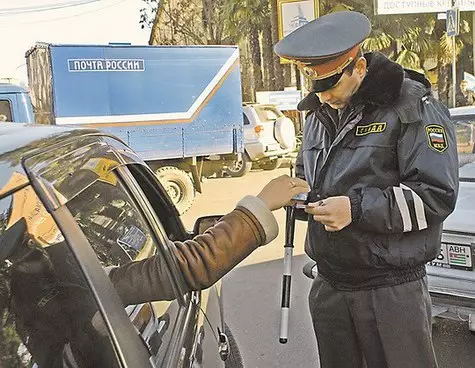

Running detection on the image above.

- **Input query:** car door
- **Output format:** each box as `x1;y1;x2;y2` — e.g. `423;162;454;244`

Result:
13;132;197;367
61;164;192;365
117;160;229;368
51;135;227;367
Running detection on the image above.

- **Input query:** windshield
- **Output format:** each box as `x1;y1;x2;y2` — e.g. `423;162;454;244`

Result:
455;181;475;210
453;117;475;182
254;105;282;122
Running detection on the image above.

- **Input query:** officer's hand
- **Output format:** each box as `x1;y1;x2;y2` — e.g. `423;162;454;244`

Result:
257;175;310;211
305;196;351;231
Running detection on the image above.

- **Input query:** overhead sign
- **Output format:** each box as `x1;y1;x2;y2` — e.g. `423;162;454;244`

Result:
375;0;475;15
277;0;319;64
446;7;460;36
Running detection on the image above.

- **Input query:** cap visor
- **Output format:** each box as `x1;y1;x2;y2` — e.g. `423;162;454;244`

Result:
311;73;344;92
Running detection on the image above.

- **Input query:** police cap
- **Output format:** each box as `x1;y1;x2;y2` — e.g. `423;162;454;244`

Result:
274;11;371;92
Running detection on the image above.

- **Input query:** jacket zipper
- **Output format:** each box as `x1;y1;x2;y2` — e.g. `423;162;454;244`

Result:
312;105;364;199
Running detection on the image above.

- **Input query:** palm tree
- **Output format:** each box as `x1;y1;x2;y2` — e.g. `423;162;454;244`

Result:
320;1;475;106
224;0;270;94
270;0;284;90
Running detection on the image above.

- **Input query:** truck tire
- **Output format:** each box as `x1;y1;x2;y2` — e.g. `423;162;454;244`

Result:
274;116;296;150
225;153;252;178
224;323;244;368
155;166;195;215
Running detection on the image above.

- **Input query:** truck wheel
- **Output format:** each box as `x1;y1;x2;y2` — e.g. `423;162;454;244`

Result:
259;158;283;171
224;324;244;368
225;153;252;178
155;166;195;215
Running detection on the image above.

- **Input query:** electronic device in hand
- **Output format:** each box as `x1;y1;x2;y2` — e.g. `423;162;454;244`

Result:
291;192;308;209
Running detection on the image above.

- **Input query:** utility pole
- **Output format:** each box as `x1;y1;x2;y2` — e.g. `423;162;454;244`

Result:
447;1;459;107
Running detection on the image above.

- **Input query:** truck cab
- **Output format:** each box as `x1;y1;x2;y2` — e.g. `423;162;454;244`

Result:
0;83;35;123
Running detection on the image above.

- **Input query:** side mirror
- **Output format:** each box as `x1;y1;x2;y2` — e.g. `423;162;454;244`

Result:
193;215;223;235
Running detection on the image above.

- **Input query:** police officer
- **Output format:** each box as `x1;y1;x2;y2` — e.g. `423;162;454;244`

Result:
274;11;459;368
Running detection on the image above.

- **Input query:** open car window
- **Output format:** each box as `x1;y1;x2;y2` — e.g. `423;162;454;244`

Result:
65;171;157;265
64;165;190;365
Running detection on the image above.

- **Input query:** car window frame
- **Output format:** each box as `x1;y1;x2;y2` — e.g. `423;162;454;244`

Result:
0;98;14;122
116;165;189;304
20;133;201;366
116;165;200;367
20;135;163;367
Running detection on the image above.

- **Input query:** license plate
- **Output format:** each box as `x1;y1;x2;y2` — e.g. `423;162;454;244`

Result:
429;243;473;270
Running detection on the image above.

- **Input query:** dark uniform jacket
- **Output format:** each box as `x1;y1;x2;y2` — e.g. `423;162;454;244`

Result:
296;52;459;290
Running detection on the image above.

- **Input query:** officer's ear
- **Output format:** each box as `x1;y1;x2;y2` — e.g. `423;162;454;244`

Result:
354;57;367;78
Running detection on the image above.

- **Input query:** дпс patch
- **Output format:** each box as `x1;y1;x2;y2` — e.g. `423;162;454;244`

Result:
355;122;386;136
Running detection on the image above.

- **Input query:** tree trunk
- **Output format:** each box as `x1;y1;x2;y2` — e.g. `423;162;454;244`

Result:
261;18;275;90
249;26;264;95
202;0;215;44
148;0;165;45
433;20;449;106
283;63;292;87
270;0;284;90
240;42;254;102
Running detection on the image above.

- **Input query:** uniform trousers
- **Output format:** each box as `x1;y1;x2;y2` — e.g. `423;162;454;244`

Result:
308;275;438;368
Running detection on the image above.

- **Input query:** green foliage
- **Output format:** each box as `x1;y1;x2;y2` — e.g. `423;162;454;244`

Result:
395;50;422;71
140;0;474;105
320;0;472;70
361;32;393;52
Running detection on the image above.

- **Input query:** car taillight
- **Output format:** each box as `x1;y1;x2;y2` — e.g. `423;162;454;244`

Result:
254;125;264;134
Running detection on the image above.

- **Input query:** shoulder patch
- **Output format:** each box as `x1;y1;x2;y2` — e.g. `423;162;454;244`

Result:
425;124;448;153
355;122;386;136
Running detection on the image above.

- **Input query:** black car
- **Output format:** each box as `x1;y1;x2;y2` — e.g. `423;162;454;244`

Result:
0;124;242;367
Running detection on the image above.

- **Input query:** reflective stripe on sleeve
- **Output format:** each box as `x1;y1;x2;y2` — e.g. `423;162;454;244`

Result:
393;186;412;232
400;184;428;230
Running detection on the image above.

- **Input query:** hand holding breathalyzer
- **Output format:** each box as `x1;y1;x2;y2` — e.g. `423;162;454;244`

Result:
305;196;352;231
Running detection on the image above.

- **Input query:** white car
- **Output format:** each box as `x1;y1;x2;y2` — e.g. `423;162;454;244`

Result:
426;106;475;331
226;104;296;177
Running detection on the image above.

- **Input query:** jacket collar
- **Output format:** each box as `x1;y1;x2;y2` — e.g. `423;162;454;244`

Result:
297;52;422;111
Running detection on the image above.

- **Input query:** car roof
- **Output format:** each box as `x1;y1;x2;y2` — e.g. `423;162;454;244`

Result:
0;123;100;156
0;124;101;196
0;83;29;94
449;106;475;118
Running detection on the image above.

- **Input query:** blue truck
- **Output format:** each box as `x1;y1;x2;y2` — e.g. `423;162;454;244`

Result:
1;43;244;214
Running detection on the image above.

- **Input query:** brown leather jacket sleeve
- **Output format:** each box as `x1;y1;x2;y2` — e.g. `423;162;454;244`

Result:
109;206;266;306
